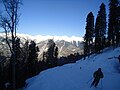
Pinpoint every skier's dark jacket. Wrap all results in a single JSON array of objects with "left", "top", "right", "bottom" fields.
[{"left": 93, "top": 69, "right": 104, "bottom": 80}]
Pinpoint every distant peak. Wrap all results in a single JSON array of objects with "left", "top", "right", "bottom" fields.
[{"left": 16, "top": 33, "right": 84, "bottom": 43}]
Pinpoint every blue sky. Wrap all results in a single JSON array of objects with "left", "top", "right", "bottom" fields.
[{"left": 18, "top": 0, "right": 109, "bottom": 37}]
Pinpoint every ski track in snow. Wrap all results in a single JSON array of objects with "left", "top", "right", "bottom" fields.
[{"left": 24, "top": 47, "right": 120, "bottom": 90}]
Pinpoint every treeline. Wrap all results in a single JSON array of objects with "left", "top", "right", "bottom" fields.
[
  {"left": 84, "top": 0, "right": 120, "bottom": 59},
  {"left": 0, "top": 39, "right": 83, "bottom": 90},
  {"left": 0, "top": 39, "right": 39, "bottom": 89},
  {"left": 58, "top": 53, "right": 83, "bottom": 66}
]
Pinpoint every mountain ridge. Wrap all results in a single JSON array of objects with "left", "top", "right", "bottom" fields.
[
  {"left": 0, "top": 33, "right": 84, "bottom": 58},
  {"left": 16, "top": 33, "right": 84, "bottom": 43}
]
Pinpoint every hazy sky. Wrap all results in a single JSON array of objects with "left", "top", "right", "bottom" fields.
[{"left": 18, "top": 0, "right": 109, "bottom": 37}]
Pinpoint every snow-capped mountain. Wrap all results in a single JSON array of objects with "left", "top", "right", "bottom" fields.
[
  {"left": 0, "top": 33, "right": 84, "bottom": 57},
  {"left": 37, "top": 40, "right": 84, "bottom": 58},
  {"left": 16, "top": 33, "right": 83, "bottom": 44},
  {"left": 16, "top": 33, "right": 84, "bottom": 57}
]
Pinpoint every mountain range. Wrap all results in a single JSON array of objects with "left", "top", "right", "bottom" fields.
[{"left": 0, "top": 33, "right": 84, "bottom": 58}]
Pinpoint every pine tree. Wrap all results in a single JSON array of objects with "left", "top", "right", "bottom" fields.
[
  {"left": 21, "top": 40, "right": 29, "bottom": 80},
  {"left": 45, "top": 39, "right": 58, "bottom": 67},
  {"left": 15, "top": 38, "right": 21, "bottom": 59},
  {"left": 27, "top": 41, "right": 39, "bottom": 76},
  {"left": 14, "top": 38, "right": 27, "bottom": 88},
  {"left": 54, "top": 46, "right": 58, "bottom": 66},
  {"left": 108, "top": 0, "right": 119, "bottom": 46},
  {"left": 22, "top": 40, "right": 29, "bottom": 63},
  {"left": 95, "top": 16, "right": 101, "bottom": 53},
  {"left": 95, "top": 3, "right": 107, "bottom": 53},
  {"left": 116, "top": 6, "right": 120, "bottom": 45},
  {"left": 43, "top": 51, "right": 46, "bottom": 62},
  {"left": 84, "top": 12, "right": 94, "bottom": 59}
]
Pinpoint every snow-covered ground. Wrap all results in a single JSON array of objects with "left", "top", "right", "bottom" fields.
[{"left": 24, "top": 47, "right": 120, "bottom": 90}]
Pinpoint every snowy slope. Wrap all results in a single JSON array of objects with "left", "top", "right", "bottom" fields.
[{"left": 24, "top": 47, "right": 120, "bottom": 90}]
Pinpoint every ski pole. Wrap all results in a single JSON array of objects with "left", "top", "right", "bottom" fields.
[{"left": 86, "top": 78, "right": 93, "bottom": 84}]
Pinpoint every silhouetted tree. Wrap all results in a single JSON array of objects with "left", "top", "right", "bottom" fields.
[
  {"left": 45, "top": 39, "right": 58, "bottom": 67},
  {"left": 84, "top": 12, "right": 94, "bottom": 59},
  {"left": 108, "top": 0, "right": 119, "bottom": 46},
  {"left": 43, "top": 51, "right": 46, "bottom": 62},
  {"left": 116, "top": 6, "right": 120, "bottom": 45},
  {"left": 95, "top": 3, "right": 107, "bottom": 53},
  {"left": 22, "top": 40, "right": 29, "bottom": 63},
  {"left": 15, "top": 38, "right": 21, "bottom": 59},
  {"left": 0, "top": 56, "right": 7, "bottom": 90},
  {"left": 27, "top": 41, "right": 39, "bottom": 76},
  {"left": 0, "top": 0, "right": 22, "bottom": 89},
  {"left": 14, "top": 38, "right": 25, "bottom": 88},
  {"left": 54, "top": 46, "right": 58, "bottom": 66}
]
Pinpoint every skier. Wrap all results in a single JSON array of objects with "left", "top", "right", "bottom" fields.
[{"left": 91, "top": 68, "right": 104, "bottom": 87}]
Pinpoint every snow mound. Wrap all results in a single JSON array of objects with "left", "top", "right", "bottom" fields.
[{"left": 25, "top": 47, "right": 120, "bottom": 90}]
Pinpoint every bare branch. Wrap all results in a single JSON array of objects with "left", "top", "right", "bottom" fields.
[
  {"left": 3, "top": 24, "right": 12, "bottom": 54},
  {"left": 1, "top": 0, "right": 12, "bottom": 20}
]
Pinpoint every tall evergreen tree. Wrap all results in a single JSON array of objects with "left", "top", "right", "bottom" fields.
[
  {"left": 108, "top": 0, "right": 119, "bottom": 46},
  {"left": 95, "top": 16, "right": 101, "bottom": 53},
  {"left": 54, "top": 46, "right": 58, "bottom": 66},
  {"left": 14, "top": 38, "right": 26, "bottom": 88},
  {"left": 45, "top": 39, "right": 58, "bottom": 67},
  {"left": 27, "top": 41, "right": 39, "bottom": 76},
  {"left": 116, "top": 6, "right": 120, "bottom": 45},
  {"left": 84, "top": 12, "right": 94, "bottom": 59},
  {"left": 15, "top": 38, "right": 21, "bottom": 59},
  {"left": 22, "top": 40, "right": 29, "bottom": 63},
  {"left": 95, "top": 3, "right": 107, "bottom": 53}
]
